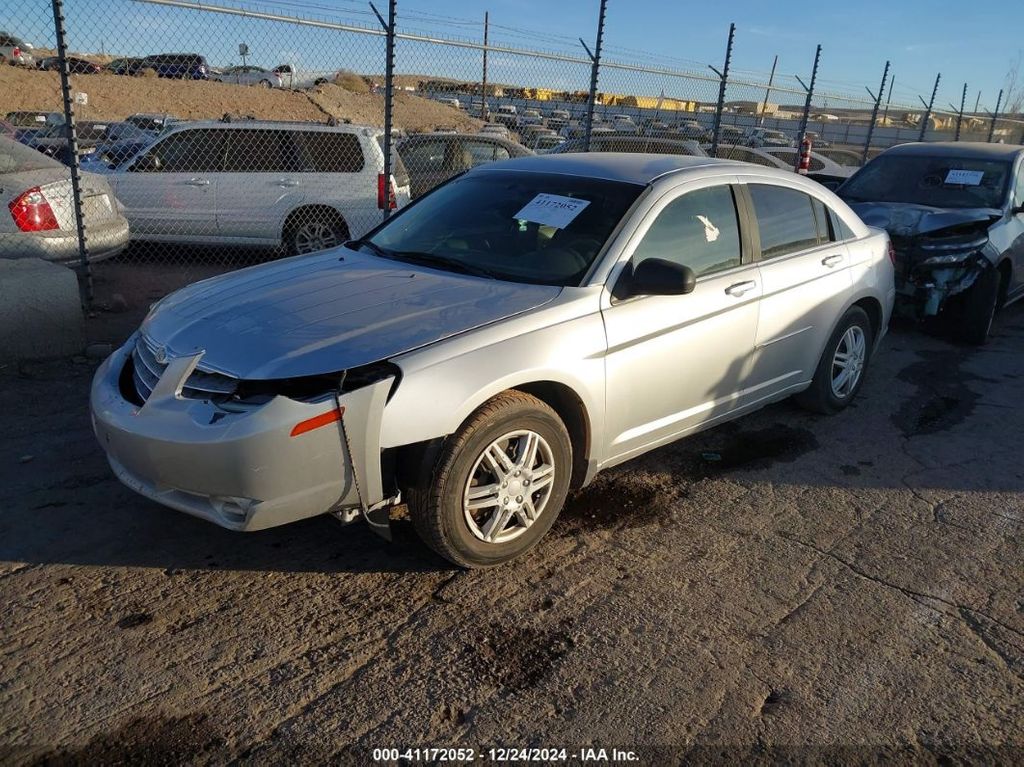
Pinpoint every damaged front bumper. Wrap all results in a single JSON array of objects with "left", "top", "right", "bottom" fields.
[
  {"left": 894, "top": 247, "right": 990, "bottom": 317},
  {"left": 90, "top": 336, "right": 395, "bottom": 532}
]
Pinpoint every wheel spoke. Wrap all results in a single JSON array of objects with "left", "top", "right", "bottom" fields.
[
  {"left": 483, "top": 444, "right": 514, "bottom": 481},
  {"left": 482, "top": 505, "right": 515, "bottom": 542},
  {"left": 531, "top": 464, "right": 554, "bottom": 492},
  {"left": 517, "top": 432, "right": 540, "bottom": 471},
  {"left": 466, "top": 483, "right": 501, "bottom": 510},
  {"left": 833, "top": 368, "right": 850, "bottom": 393},
  {"left": 521, "top": 496, "right": 540, "bottom": 522}
]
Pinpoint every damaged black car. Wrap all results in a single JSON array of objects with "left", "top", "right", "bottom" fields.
[{"left": 838, "top": 142, "right": 1024, "bottom": 344}]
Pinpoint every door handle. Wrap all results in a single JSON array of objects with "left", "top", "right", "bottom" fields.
[
  {"left": 275, "top": 179, "right": 300, "bottom": 188},
  {"left": 725, "top": 280, "right": 757, "bottom": 297},
  {"left": 184, "top": 178, "right": 210, "bottom": 186},
  {"left": 822, "top": 254, "right": 844, "bottom": 267}
]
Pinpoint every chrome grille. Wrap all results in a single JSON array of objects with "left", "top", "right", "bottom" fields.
[{"left": 131, "top": 336, "right": 238, "bottom": 403}]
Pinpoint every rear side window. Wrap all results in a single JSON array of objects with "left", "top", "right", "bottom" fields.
[
  {"left": 223, "top": 130, "right": 301, "bottom": 172},
  {"left": 830, "top": 210, "right": 857, "bottom": 241},
  {"left": 296, "top": 131, "right": 364, "bottom": 173},
  {"left": 632, "top": 185, "right": 742, "bottom": 277},
  {"left": 810, "top": 198, "right": 833, "bottom": 242},
  {"left": 749, "top": 184, "right": 821, "bottom": 259}
]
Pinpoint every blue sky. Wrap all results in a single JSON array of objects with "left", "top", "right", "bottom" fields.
[{"left": 7, "top": 0, "right": 1019, "bottom": 114}]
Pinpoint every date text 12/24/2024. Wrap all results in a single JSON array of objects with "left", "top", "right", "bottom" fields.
[{"left": 372, "top": 747, "right": 640, "bottom": 762}]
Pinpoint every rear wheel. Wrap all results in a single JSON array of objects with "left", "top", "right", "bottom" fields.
[
  {"left": 959, "top": 266, "right": 999, "bottom": 345},
  {"left": 284, "top": 209, "right": 349, "bottom": 256},
  {"left": 409, "top": 391, "right": 572, "bottom": 568},
  {"left": 796, "top": 306, "right": 873, "bottom": 414}
]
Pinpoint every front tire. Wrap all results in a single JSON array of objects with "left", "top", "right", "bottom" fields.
[
  {"left": 409, "top": 391, "right": 572, "bottom": 568},
  {"left": 959, "top": 266, "right": 999, "bottom": 345},
  {"left": 796, "top": 306, "right": 874, "bottom": 414}
]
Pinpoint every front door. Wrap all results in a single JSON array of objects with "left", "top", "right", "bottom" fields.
[
  {"left": 110, "top": 128, "right": 222, "bottom": 240},
  {"left": 601, "top": 180, "right": 761, "bottom": 464}
]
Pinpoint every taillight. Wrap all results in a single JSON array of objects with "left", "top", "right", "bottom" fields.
[
  {"left": 886, "top": 239, "right": 896, "bottom": 266},
  {"left": 12, "top": 46, "right": 20, "bottom": 58},
  {"left": 8, "top": 187, "right": 59, "bottom": 232},
  {"left": 377, "top": 173, "right": 397, "bottom": 210}
]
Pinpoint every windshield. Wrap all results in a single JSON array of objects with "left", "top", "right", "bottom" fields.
[
  {"left": 840, "top": 155, "right": 1011, "bottom": 209},
  {"left": 364, "top": 170, "right": 644, "bottom": 286}
]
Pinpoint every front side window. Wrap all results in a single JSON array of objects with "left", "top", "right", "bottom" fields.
[
  {"left": 135, "top": 129, "right": 223, "bottom": 173},
  {"left": 749, "top": 184, "right": 821, "bottom": 259},
  {"left": 631, "top": 185, "right": 742, "bottom": 278},
  {"left": 364, "top": 170, "right": 644, "bottom": 286}
]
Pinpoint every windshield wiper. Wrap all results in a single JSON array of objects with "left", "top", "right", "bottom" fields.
[
  {"left": 388, "top": 250, "right": 501, "bottom": 280},
  {"left": 345, "top": 238, "right": 392, "bottom": 259}
]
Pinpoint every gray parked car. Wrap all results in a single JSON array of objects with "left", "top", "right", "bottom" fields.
[
  {"left": 91, "top": 154, "right": 893, "bottom": 567},
  {"left": 838, "top": 142, "right": 1024, "bottom": 343},
  {"left": 397, "top": 132, "right": 532, "bottom": 197},
  {"left": 0, "top": 137, "right": 129, "bottom": 263}
]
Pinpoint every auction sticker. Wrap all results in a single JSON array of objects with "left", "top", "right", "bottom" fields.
[
  {"left": 514, "top": 193, "right": 590, "bottom": 229},
  {"left": 944, "top": 169, "right": 985, "bottom": 186}
]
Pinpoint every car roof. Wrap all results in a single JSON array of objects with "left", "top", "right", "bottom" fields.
[
  {"left": 474, "top": 152, "right": 737, "bottom": 184},
  {"left": 165, "top": 119, "right": 378, "bottom": 134},
  {"left": 881, "top": 142, "right": 1024, "bottom": 160}
]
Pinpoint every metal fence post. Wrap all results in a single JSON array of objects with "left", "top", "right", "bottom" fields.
[
  {"left": 480, "top": 11, "right": 489, "bottom": 120},
  {"left": 954, "top": 82, "right": 967, "bottom": 141},
  {"left": 794, "top": 44, "right": 820, "bottom": 168},
  {"left": 759, "top": 54, "right": 777, "bottom": 127},
  {"left": 918, "top": 72, "right": 940, "bottom": 141},
  {"left": 862, "top": 60, "right": 889, "bottom": 165},
  {"left": 50, "top": 0, "right": 92, "bottom": 304},
  {"left": 370, "top": 0, "right": 396, "bottom": 219},
  {"left": 987, "top": 89, "right": 1003, "bottom": 142},
  {"left": 581, "top": 0, "right": 607, "bottom": 151},
  {"left": 709, "top": 23, "right": 735, "bottom": 158}
]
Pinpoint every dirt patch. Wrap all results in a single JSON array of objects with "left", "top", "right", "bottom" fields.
[
  {"left": 37, "top": 713, "right": 226, "bottom": 765},
  {"left": 462, "top": 623, "right": 576, "bottom": 692},
  {"left": 308, "top": 84, "right": 482, "bottom": 133},
  {"left": 560, "top": 474, "right": 676, "bottom": 533},
  {"left": 892, "top": 349, "right": 981, "bottom": 437}
]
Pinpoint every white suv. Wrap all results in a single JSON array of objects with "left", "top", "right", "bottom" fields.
[{"left": 101, "top": 120, "right": 410, "bottom": 254}]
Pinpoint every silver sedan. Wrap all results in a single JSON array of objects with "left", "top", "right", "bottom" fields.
[
  {"left": 1, "top": 137, "right": 129, "bottom": 263},
  {"left": 91, "top": 153, "right": 894, "bottom": 567},
  {"left": 209, "top": 65, "right": 283, "bottom": 88}
]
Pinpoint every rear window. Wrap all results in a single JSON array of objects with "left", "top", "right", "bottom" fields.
[
  {"left": 297, "top": 131, "right": 364, "bottom": 173},
  {"left": 0, "top": 136, "right": 63, "bottom": 173}
]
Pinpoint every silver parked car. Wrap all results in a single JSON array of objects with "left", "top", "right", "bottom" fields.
[
  {"left": 210, "top": 65, "right": 283, "bottom": 88},
  {"left": 0, "top": 137, "right": 129, "bottom": 263},
  {"left": 91, "top": 154, "right": 894, "bottom": 567}
]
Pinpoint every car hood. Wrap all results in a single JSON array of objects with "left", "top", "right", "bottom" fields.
[
  {"left": 846, "top": 201, "right": 1001, "bottom": 237},
  {"left": 143, "top": 249, "right": 562, "bottom": 380}
]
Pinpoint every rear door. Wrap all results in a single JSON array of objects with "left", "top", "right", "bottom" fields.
[
  {"left": 742, "top": 181, "right": 854, "bottom": 394},
  {"left": 601, "top": 179, "right": 762, "bottom": 463},
  {"left": 217, "top": 128, "right": 304, "bottom": 245},
  {"left": 108, "top": 128, "right": 222, "bottom": 240},
  {"left": 294, "top": 130, "right": 377, "bottom": 236}
]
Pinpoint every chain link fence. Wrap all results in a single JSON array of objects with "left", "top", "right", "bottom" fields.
[{"left": 1, "top": 0, "right": 1020, "bottom": 308}]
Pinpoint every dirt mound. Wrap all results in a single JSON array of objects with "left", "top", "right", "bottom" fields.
[
  {"left": 0, "top": 66, "right": 480, "bottom": 134},
  {"left": 307, "top": 84, "right": 482, "bottom": 133}
]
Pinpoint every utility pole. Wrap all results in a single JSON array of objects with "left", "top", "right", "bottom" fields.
[
  {"left": 759, "top": 54, "right": 777, "bottom": 127},
  {"left": 480, "top": 11, "right": 489, "bottom": 120}
]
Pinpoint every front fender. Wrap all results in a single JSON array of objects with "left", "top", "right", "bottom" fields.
[{"left": 379, "top": 306, "right": 606, "bottom": 464}]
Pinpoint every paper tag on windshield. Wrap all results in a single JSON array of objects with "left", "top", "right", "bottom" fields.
[
  {"left": 945, "top": 169, "right": 984, "bottom": 186},
  {"left": 514, "top": 193, "right": 590, "bottom": 229}
]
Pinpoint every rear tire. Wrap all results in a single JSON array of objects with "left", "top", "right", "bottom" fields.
[
  {"left": 796, "top": 306, "right": 874, "bottom": 415},
  {"left": 959, "top": 266, "right": 999, "bottom": 345},
  {"left": 409, "top": 391, "right": 572, "bottom": 569},
  {"left": 284, "top": 209, "right": 349, "bottom": 256}
]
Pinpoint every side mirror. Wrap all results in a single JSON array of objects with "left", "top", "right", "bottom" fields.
[
  {"left": 130, "top": 153, "right": 161, "bottom": 172},
  {"left": 628, "top": 258, "right": 697, "bottom": 297}
]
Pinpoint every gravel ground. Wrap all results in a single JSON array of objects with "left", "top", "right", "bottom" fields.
[{"left": 1, "top": 297, "right": 1023, "bottom": 765}]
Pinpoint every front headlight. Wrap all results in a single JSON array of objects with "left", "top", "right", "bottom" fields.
[{"left": 920, "top": 252, "right": 974, "bottom": 266}]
